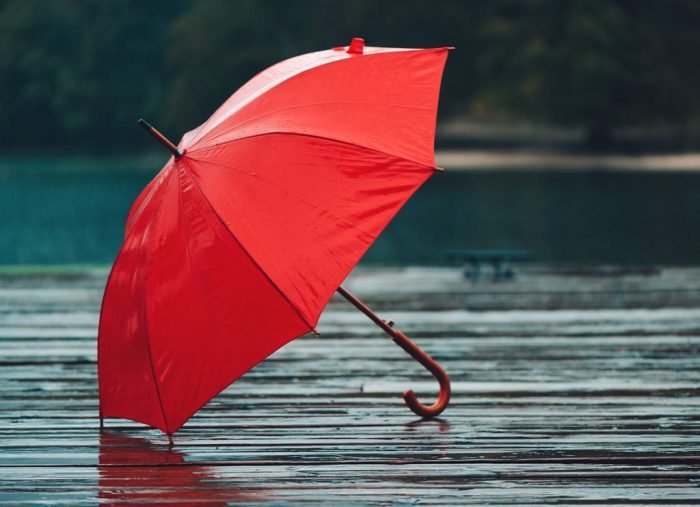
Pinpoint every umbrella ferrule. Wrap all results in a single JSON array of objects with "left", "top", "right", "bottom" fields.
[{"left": 138, "top": 118, "right": 183, "bottom": 159}]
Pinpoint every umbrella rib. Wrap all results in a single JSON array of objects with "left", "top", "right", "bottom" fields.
[
  {"left": 185, "top": 54, "right": 335, "bottom": 147},
  {"left": 189, "top": 131, "right": 439, "bottom": 172},
  {"left": 179, "top": 159, "right": 316, "bottom": 332},
  {"left": 173, "top": 164, "right": 216, "bottom": 408},
  {"left": 142, "top": 277, "right": 171, "bottom": 435}
]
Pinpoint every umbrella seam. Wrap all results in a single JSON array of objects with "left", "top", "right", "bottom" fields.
[
  {"left": 174, "top": 164, "right": 211, "bottom": 419},
  {"left": 197, "top": 101, "right": 433, "bottom": 149},
  {"left": 140, "top": 168, "right": 175, "bottom": 435},
  {"left": 179, "top": 158, "right": 315, "bottom": 332},
  {"left": 188, "top": 131, "right": 439, "bottom": 172},
  {"left": 125, "top": 162, "right": 172, "bottom": 239},
  {"left": 179, "top": 155, "right": 333, "bottom": 320}
]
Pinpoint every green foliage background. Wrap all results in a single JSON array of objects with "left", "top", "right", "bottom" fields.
[{"left": 2, "top": 0, "right": 700, "bottom": 152}]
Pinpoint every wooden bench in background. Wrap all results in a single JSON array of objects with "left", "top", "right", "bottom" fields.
[{"left": 445, "top": 248, "right": 533, "bottom": 280}]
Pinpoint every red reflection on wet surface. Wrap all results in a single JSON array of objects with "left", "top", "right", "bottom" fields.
[{"left": 98, "top": 432, "right": 259, "bottom": 505}]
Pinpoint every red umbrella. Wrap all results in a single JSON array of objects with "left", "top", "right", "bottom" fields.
[{"left": 98, "top": 38, "right": 452, "bottom": 441}]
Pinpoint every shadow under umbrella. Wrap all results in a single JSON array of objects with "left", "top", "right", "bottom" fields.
[{"left": 98, "top": 431, "right": 263, "bottom": 505}]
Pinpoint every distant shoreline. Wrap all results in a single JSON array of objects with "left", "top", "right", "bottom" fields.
[
  {"left": 1, "top": 150, "right": 700, "bottom": 172},
  {"left": 436, "top": 150, "right": 700, "bottom": 171}
]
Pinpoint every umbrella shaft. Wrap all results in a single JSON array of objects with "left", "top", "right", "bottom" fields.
[{"left": 336, "top": 286, "right": 395, "bottom": 336}]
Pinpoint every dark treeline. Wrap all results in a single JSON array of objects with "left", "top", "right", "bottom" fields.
[{"left": 2, "top": 0, "right": 700, "bottom": 153}]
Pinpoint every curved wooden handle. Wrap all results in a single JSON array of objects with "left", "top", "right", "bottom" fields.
[
  {"left": 336, "top": 286, "right": 451, "bottom": 419},
  {"left": 392, "top": 330, "right": 451, "bottom": 418}
]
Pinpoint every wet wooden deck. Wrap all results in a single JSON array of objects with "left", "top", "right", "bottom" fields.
[{"left": 1, "top": 266, "right": 699, "bottom": 505}]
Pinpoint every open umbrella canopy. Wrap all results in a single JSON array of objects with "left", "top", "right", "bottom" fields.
[{"left": 98, "top": 38, "right": 450, "bottom": 436}]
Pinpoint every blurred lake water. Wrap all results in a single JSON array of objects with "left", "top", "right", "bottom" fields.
[{"left": 1, "top": 157, "right": 699, "bottom": 266}]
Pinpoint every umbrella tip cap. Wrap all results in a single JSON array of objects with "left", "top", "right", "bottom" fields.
[{"left": 347, "top": 37, "right": 364, "bottom": 55}]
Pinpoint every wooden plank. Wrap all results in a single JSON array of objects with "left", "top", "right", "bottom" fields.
[{"left": 0, "top": 266, "right": 699, "bottom": 504}]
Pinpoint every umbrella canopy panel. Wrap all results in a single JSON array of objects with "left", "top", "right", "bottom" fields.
[{"left": 182, "top": 45, "right": 447, "bottom": 168}]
